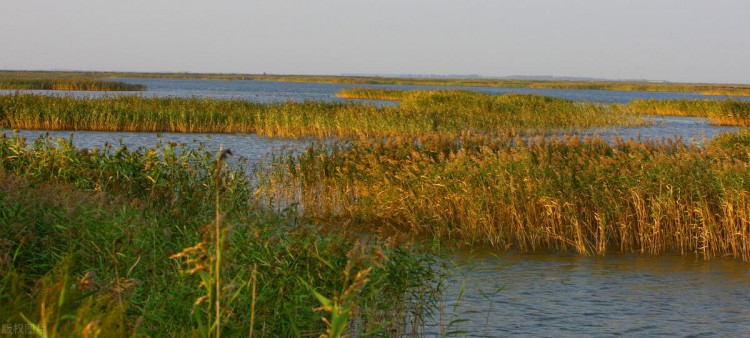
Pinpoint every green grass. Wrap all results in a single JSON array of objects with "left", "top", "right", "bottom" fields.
[
  {"left": 0, "top": 133, "right": 442, "bottom": 336},
  {"left": 0, "top": 91, "right": 641, "bottom": 138},
  {"left": 0, "top": 79, "right": 145, "bottom": 91}
]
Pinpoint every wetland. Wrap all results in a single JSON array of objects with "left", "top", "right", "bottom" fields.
[{"left": 1, "top": 76, "right": 749, "bottom": 336}]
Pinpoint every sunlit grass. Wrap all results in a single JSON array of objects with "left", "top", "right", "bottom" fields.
[
  {"left": 336, "top": 88, "right": 409, "bottom": 100},
  {"left": 256, "top": 131, "right": 750, "bottom": 260}
]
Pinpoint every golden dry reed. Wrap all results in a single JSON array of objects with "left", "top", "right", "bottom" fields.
[
  {"left": 629, "top": 99, "right": 750, "bottom": 126},
  {"left": 255, "top": 131, "right": 750, "bottom": 260}
]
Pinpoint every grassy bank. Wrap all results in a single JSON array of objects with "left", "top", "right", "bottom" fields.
[
  {"left": 256, "top": 131, "right": 750, "bottom": 260},
  {"left": 0, "top": 79, "right": 145, "bottom": 91},
  {"left": 0, "top": 92, "right": 639, "bottom": 137},
  {"left": 0, "top": 133, "right": 442, "bottom": 336},
  {"left": 3, "top": 70, "right": 750, "bottom": 96},
  {"left": 629, "top": 99, "right": 750, "bottom": 126}
]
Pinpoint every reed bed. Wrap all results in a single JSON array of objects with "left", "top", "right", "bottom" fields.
[
  {"left": 0, "top": 91, "right": 640, "bottom": 137},
  {"left": 255, "top": 131, "right": 750, "bottom": 261},
  {"left": 0, "top": 133, "right": 441, "bottom": 336},
  {"left": 0, "top": 79, "right": 145, "bottom": 91},
  {"left": 629, "top": 99, "right": 750, "bottom": 126},
  {"left": 336, "top": 88, "right": 409, "bottom": 100}
]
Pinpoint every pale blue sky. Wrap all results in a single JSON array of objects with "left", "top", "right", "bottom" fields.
[{"left": 2, "top": 0, "right": 749, "bottom": 83}]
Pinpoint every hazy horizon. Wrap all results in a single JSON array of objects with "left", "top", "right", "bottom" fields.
[{"left": 2, "top": 0, "right": 749, "bottom": 84}]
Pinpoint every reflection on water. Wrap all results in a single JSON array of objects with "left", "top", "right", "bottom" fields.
[{"left": 430, "top": 253, "right": 750, "bottom": 336}]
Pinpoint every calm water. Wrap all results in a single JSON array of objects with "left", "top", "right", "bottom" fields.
[
  {"left": 430, "top": 253, "right": 750, "bottom": 337},
  {"left": 2, "top": 79, "right": 749, "bottom": 336}
]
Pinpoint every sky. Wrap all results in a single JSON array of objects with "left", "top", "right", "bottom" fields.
[{"left": 1, "top": 0, "right": 749, "bottom": 84}]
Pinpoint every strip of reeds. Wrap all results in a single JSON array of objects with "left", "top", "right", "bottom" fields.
[
  {"left": 255, "top": 131, "right": 750, "bottom": 261},
  {"left": 629, "top": 99, "right": 750, "bottom": 126},
  {"left": 0, "top": 133, "right": 441, "bottom": 336},
  {"left": 3, "top": 70, "right": 749, "bottom": 96},
  {"left": 0, "top": 79, "right": 145, "bottom": 91},
  {"left": 0, "top": 91, "right": 641, "bottom": 137},
  {"left": 336, "top": 88, "right": 409, "bottom": 100}
]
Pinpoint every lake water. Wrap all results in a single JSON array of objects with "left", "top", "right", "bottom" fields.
[
  {"left": 111, "top": 78, "right": 750, "bottom": 104},
  {"left": 2, "top": 79, "right": 749, "bottom": 336}
]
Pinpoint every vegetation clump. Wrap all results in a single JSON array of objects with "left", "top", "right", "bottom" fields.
[
  {"left": 0, "top": 133, "right": 441, "bottom": 336},
  {"left": 256, "top": 131, "right": 750, "bottom": 260}
]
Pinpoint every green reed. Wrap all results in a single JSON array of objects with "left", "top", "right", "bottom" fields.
[
  {"left": 256, "top": 131, "right": 750, "bottom": 261},
  {"left": 0, "top": 91, "right": 641, "bottom": 138},
  {"left": 0, "top": 79, "right": 145, "bottom": 91},
  {"left": 629, "top": 99, "right": 750, "bottom": 126},
  {"left": 0, "top": 133, "right": 441, "bottom": 336}
]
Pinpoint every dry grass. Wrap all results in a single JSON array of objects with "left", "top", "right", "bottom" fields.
[{"left": 629, "top": 99, "right": 750, "bottom": 126}]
